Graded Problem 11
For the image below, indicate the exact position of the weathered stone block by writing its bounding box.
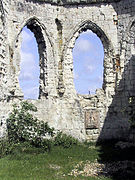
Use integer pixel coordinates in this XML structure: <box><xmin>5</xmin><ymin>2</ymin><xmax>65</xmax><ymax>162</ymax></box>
<box><xmin>85</xmin><ymin>110</ymin><xmax>100</xmax><ymax>129</ymax></box>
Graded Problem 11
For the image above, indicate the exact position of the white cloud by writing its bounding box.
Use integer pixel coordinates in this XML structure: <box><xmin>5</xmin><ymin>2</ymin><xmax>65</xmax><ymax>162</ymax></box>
<box><xmin>81</xmin><ymin>30</ymin><xmax>93</xmax><ymax>36</ymax></box>
<box><xmin>19</xmin><ymin>51</ymin><xmax>40</xmax><ymax>94</ymax></box>
<box><xmin>23</xmin><ymin>86</ymin><xmax>39</xmax><ymax>99</ymax></box>
<box><xmin>20</xmin><ymin>51</ymin><xmax>37</xmax><ymax>71</ymax></box>
<box><xmin>74</xmin><ymin>71</ymin><xmax>79</xmax><ymax>80</ymax></box>
<box><xmin>98</xmin><ymin>75</ymin><xmax>103</xmax><ymax>82</ymax></box>
<box><xmin>20</xmin><ymin>51</ymin><xmax>34</xmax><ymax>64</ymax></box>
<box><xmin>19</xmin><ymin>72</ymin><xmax>35</xmax><ymax>81</ymax></box>
<box><xmin>86</xmin><ymin>65</ymin><xmax>95</xmax><ymax>73</ymax></box>
<box><xmin>75</xmin><ymin>39</ymin><xmax>91</xmax><ymax>52</ymax></box>
<box><xmin>22</xmin><ymin>30</ymin><xmax>33</xmax><ymax>42</ymax></box>
<box><xmin>73</xmin><ymin>30</ymin><xmax>95</xmax><ymax>55</ymax></box>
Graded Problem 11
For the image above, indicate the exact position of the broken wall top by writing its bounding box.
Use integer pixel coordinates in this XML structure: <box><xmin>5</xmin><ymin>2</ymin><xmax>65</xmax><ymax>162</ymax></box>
<box><xmin>26</xmin><ymin>0</ymin><xmax>121</xmax><ymax>5</ymax></box>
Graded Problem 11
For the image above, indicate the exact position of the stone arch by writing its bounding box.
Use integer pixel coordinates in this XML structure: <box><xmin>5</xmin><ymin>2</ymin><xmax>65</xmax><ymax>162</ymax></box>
<box><xmin>63</xmin><ymin>20</ymin><xmax>115</xmax><ymax>96</ymax></box>
<box><xmin>63</xmin><ymin>20</ymin><xmax>114</xmax><ymax>57</ymax></box>
<box><xmin>15</xmin><ymin>17</ymin><xmax>54</xmax><ymax>51</ymax></box>
<box><xmin>11</xmin><ymin>17</ymin><xmax>54</xmax><ymax>99</ymax></box>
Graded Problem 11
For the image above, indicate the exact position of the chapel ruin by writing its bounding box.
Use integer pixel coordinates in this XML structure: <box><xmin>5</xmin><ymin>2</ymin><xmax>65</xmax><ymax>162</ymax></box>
<box><xmin>0</xmin><ymin>0</ymin><xmax>134</xmax><ymax>141</ymax></box>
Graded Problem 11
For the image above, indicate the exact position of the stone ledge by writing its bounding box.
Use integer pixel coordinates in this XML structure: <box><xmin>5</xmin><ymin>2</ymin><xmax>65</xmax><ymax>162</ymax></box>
<box><xmin>27</xmin><ymin>0</ymin><xmax>121</xmax><ymax>5</ymax></box>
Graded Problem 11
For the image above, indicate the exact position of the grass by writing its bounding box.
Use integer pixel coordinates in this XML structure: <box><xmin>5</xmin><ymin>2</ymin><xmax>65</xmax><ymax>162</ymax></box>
<box><xmin>0</xmin><ymin>143</ymin><xmax>112</xmax><ymax>180</ymax></box>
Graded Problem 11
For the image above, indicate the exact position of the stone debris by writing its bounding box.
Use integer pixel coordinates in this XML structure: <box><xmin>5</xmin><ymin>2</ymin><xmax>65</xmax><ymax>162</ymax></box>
<box><xmin>49</xmin><ymin>164</ymin><xmax>61</xmax><ymax>170</ymax></box>
<box><xmin>68</xmin><ymin>160</ymin><xmax>135</xmax><ymax>178</ymax></box>
<box><xmin>68</xmin><ymin>160</ymin><xmax>105</xmax><ymax>177</ymax></box>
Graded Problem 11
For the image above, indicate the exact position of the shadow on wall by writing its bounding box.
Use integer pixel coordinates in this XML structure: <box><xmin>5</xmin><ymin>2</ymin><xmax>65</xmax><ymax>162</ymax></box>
<box><xmin>112</xmin><ymin>0</ymin><xmax>134</xmax><ymax>15</ymax></box>
<box><xmin>97</xmin><ymin>55</ymin><xmax>135</xmax><ymax>180</ymax></box>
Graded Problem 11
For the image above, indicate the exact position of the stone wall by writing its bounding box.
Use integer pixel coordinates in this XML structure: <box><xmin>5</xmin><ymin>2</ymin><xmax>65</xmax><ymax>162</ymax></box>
<box><xmin>0</xmin><ymin>0</ymin><xmax>134</xmax><ymax>141</ymax></box>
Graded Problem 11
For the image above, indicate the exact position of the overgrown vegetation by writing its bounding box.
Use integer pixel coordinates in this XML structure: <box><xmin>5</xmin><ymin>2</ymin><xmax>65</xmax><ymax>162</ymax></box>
<box><xmin>0</xmin><ymin>102</ymin><xmax>108</xmax><ymax>179</ymax></box>
<box><xmin>0</xmin><ymin>101</ymin><xmax>79</xmax><ymax>157</ymax></box>
<box><xmin>54</xmin><ymin>131</ymin><xmax>79</xmax><ymax>148</ymax></box>
<box><xmin>1</xmin><ymin>139</ymin><xmax>135</xmax><ymax>179</ymax></box>
<box><xmin>6</xmin><ymin>101</ymin><xmax>54</xmax><ymax>151</ymax></box>
<box><xmin>1</xmin><ymin>101</ymin><xmax>135</xmax><ymax>179</ymax></box>
<box><xmin>0</xmin><ymin>143</ymin><xmax>111</xmax><ymax>180</ymax></box>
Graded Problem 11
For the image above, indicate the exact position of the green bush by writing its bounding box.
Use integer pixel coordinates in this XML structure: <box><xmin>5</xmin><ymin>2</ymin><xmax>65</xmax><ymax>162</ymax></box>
<box><xmin>54</xmin><ymin>132</ymin><xmax>79</xmax><ymax>148</ymax></box>
<box><xmin>0</xmin><ymin>139</ymin><xmax>13</xmax><ymax>157</ymax></box>
<box><xmin>6</xmin><ymin>101</ymin><xmax>54</xmax><ymax>151</ymax></box>
<box><xmin>0</xmin><ymin>101</ymin><xmax>81</xmax><ymax>157</ymax></box>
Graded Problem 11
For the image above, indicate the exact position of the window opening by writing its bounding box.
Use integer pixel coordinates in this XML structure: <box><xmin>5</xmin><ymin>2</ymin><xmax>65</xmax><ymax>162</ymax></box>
<box><xmin>73</xmin><ymin>30</ymin><xmax>104</xmax><ymax>95</ymax></box>
<box><xmin>19</xmin><ymin>26</ymin><xmax>40</xmax><ymax>99</ymax></box>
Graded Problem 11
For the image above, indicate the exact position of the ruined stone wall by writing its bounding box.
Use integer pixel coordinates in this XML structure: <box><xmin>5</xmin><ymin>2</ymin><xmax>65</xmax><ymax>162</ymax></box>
<box><xmin>97</xmin><ymin>0</ymin><xmax>135</xmax><ymax>141</ymax></box>
<box><xmin>0</xmin><ymin>0</ymin><xmax>8</xmax><ymax>100</ymax></box>
<box><xmin>0</xmin><ymin>0</ymin><xmax>10</xmax><ymax>137</ymax></box>
<box><xmin>0</xmin><ymin>0</ymin><xmax>134</xmax><ymax>141</ymax></box>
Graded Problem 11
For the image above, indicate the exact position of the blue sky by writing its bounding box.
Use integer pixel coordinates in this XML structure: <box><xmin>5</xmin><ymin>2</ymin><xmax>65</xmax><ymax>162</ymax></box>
<box><xmin>19</xmin><ymin>27</ymin><xmax>39</xmax><ymax>99</ymax></box>
<box><xmin>73</xmin><ymin>30</ymin><xmax>104</xmax><ymax>94</ymax></box>
<box><xmin>19</xmin><ymin>28</ymin><xmax>104</xmax><ymax>99</ymax></box>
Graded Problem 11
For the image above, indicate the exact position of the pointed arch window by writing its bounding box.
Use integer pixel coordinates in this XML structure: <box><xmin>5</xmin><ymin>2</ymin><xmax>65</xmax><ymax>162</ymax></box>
<box><xmin>73</xmin><ymin>30</ymin><xmax>104</xmax><ymax>95</ymax></box>
<box><xmin>19</xmin><ymin>26</ymin><xmax>40</xmax><ymax>99</ymax></box>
